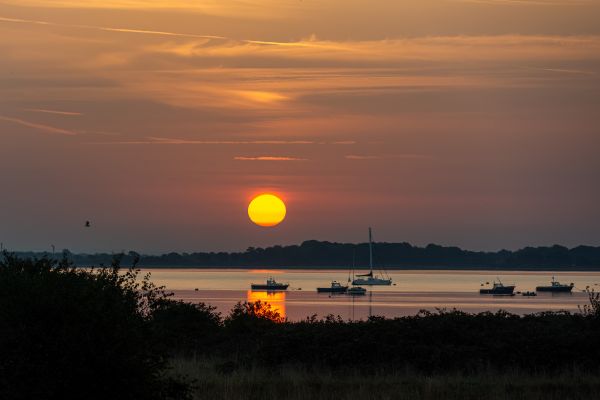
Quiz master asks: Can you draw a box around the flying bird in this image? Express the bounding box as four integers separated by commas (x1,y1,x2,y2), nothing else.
85,221,91,227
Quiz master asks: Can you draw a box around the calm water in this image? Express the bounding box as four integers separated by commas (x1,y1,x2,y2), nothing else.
142,268,600,321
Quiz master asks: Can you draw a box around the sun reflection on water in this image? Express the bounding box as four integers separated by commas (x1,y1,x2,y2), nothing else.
247,290,286,319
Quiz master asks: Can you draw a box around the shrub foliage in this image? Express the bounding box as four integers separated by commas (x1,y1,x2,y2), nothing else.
0,253,190,400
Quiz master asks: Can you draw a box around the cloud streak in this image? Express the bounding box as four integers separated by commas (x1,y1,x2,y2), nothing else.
453,0,592,6
233,156,308,161
0,115,77,136
88,137,316,145
86,137,356,146
0,16,226,40
23,108,83,116
345,154,433,160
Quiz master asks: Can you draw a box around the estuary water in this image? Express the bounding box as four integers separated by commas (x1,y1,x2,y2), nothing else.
142,268,600,321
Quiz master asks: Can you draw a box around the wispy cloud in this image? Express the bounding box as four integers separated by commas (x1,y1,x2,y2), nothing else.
0,16,226,40
23,108,83,116
345,154,433,160
522,66,596,75
0,0,304,19
233,156,308,161
87,137,317,145
453,0,592,6
330,141,356,145
87,137,357,145
0,115,77,136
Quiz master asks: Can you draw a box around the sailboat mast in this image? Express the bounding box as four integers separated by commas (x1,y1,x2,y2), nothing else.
369,227,373,274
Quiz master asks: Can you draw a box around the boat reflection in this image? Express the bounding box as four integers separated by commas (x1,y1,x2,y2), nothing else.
247,290,286,319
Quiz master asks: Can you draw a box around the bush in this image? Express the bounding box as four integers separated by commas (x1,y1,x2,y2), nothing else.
0,253,191,400
579,289,600,318
151,300,222,354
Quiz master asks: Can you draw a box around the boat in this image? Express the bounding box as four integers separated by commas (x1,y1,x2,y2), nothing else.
351,227,392,286
317,281,348,293
250,277,289,291
347,286,367,296
522,291,537,297
536,277,574,293
480,279,516,295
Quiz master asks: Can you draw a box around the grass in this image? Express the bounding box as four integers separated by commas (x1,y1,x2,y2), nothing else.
170,357,600,400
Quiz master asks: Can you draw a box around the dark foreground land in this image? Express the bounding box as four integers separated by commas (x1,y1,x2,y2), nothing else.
172,359,600,400
1,253,599,400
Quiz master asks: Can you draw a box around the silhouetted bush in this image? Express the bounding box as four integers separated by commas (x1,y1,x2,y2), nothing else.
579,289,600,318
151,300,221,354
205,302,600,374
221,301,285,361
0,253,191,400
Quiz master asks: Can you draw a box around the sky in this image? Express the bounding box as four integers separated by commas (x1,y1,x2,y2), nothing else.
1,0,599,253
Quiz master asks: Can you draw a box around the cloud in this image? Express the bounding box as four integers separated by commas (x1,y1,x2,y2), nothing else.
88,137,316,145
522,66,596,75
345,154,433,160
233,156,308,161
330,141,356,145
0,16,226,40
86,137,357,145
0,115,77,136
23,108,83,116
0,1,305,19
453,0,592,6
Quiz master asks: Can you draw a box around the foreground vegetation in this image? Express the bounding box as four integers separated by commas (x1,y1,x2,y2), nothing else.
172,358,600,400
1,253,599,399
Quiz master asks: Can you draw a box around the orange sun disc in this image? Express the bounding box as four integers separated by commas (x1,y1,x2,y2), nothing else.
248,194,286,227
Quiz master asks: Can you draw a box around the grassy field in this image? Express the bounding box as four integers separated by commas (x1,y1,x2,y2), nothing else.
171,357,600,400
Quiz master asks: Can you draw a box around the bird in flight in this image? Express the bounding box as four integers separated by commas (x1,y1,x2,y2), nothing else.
85,221,91,227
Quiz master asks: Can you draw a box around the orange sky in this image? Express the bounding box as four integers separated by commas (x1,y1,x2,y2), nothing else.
1,1,599,253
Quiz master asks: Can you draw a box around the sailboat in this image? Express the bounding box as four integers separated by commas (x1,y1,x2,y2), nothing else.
351,227,392,286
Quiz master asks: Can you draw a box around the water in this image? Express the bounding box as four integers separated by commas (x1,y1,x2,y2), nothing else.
142,268,600,321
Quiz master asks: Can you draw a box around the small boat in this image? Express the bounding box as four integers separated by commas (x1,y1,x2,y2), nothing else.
522,291,537,297
347,286,367,296
536,276,574,293
352,228,392,286
480,279,516,295
317,281,348,293
250,277,289,291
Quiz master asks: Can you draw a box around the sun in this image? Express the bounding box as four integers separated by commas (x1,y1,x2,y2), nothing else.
248,194,286,227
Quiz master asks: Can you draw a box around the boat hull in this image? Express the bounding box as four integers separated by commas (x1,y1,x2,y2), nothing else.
317,286,348,293
480,286,515,295
536,286,573,293
251,284,289,291
352,278,392,286
347,289,367,295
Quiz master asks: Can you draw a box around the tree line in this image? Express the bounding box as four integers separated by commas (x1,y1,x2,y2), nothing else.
12,241,600,268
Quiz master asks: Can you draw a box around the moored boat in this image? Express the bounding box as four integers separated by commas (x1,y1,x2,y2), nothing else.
347,286,367,296
480,279,515,295
536,277,574,293
317,281,348,293
251,277,289,291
